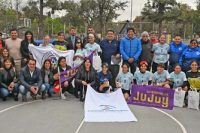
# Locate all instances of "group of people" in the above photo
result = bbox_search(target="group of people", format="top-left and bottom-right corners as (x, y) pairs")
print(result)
(0, 26), (199, 106)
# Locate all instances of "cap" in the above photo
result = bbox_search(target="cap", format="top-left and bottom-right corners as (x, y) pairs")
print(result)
(139, 61), (148, 66)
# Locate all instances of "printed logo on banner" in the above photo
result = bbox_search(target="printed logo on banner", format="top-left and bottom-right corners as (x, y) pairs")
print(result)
(87, 105), (128, 112)
(41, 51), (58, 67)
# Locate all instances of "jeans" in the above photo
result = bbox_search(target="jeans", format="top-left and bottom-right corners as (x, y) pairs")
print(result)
(0, 84), (19, 98)
(41, 83), (53, 95)
(19, 84), (43, 96)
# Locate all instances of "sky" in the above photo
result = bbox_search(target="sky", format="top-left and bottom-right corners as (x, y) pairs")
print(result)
(116, 0), (197, 21)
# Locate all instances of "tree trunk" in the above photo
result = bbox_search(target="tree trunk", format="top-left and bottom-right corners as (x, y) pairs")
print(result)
(158, 21), (162, 36)
(38, 0), (44, 39)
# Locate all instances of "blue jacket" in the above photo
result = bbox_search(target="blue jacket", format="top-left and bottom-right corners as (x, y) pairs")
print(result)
(120, 36), (142, 61)
(100, 39), (120, 65)
(169, 42), (187, 65)
(179, 46), (200, 71)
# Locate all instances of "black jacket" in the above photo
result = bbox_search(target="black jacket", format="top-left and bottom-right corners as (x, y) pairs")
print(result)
(0, 67), (18, 88)
(75, 65), (97, 89)
(66, 36), (79, 50)
(20, 40), (37, 59)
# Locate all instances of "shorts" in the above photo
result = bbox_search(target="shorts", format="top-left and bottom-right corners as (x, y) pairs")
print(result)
(122, 89), (130, 95)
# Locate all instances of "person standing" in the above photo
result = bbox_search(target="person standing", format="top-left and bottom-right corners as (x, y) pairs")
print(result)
(39, 35), (54, 47)
(139, 31), (152, 71)
(5, 28), (22, 74)
(152, 34), (169, 73)
(120, 27), (142, 74)
(179, 39), (200, 72)
(20, 31), (37, 67)
(168, 35), (187, 72)
(0, 32), (5, 49)
(83, 26), (101, 46)
(53, 31), (72, 51)
(100, 30), (120, 87)
(150, 31), (159, 45)
(66, 27), (79, 50)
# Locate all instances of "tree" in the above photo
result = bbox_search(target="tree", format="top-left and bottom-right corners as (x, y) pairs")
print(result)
(141, 0), (177, 35)
(22, 0), (63, 39)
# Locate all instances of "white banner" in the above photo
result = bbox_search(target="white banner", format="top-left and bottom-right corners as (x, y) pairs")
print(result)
(29, 45), (74, 68)
(84, 85), (137, 122)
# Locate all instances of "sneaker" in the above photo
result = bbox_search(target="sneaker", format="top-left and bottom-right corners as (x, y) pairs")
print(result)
(61, 93), (66, 100)
(2, 97), (6, 101)
(22, 95), (27, 102)
(14, 95), (18, 101)
(42, 92), (46, 100)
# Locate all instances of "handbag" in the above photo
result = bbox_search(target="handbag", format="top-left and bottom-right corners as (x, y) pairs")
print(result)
(188, 88), (199, 110)
(173, 89), (186, 107)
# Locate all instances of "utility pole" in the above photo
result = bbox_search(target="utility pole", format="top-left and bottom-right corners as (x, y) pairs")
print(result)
(130, 0), (133, 22)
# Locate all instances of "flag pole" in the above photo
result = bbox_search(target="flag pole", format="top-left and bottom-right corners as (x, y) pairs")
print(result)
(58, 67), (63, 99)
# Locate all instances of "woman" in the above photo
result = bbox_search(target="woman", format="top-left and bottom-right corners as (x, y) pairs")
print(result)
(20, 31), (37, 67)
(96, 63), (112, 93)
(133, 61), (152, 85)
(186, 61), (200, 91)
(73, 39), (86, 67)
(152, 34), (169, 73)
(116, 63), (134, 101)
(139, 31), (152, 71)
(41, 59), (54, 98)
(153, 63), (170, 88)
(0, 48), (15, 68)
(75, 58), (97, 101)
(170, 64), (188, 91)
(53, 57), (73, 99)
(0, 58), (19, 101)
(179, 39), (200, 72)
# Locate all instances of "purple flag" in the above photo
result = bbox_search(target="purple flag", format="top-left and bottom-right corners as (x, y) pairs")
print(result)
(60, 51), (95, 83)
(128, 85), (175, 110)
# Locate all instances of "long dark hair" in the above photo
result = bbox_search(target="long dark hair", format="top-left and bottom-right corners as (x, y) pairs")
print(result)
(83, 58), (94, 71)
(3, 58), (14, 69)
(24, 30), (34, 43)
(57, 56), (66, 67)
(74, 38), (84, 53)
(42, 59), (52, 70)
(1, 48), (11, 58)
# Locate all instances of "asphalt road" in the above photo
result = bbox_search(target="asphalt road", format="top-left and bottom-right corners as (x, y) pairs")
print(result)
(0, 95), (199, 133)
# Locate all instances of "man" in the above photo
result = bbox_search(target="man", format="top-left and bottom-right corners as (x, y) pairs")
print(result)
(19, 59), (44, 101)
(0, 32), (5, 49)
(39, 35), (54, 47)
(83, 26), (101, 46)
(169, 35), (187, 72)
(52, 31), (72, 51)
(100, 30), (120, 87)
(66, 27), (79, 50)
(150, 31), (159, 45)
(5, 28), (22, 73)
(139, 31), (152, 71)
(120, 27), (142, 74)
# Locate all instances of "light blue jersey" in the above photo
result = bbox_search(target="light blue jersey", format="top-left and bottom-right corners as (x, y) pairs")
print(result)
(116, 72), (134, 90)
(170, 71), (187, 88)
(152, 43), (169, 64)
(133, 71), (153, 85)
(153, 70), (170, 84)
(73, 48), (86, 67)
(85, 43), (102, 56)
